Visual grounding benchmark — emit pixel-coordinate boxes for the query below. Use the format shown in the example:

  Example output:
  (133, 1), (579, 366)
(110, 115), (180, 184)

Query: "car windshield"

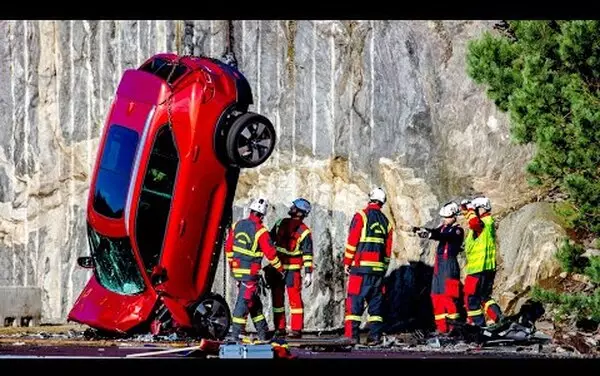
(87, 224), (146, 295)
(93, 125), (140, 219)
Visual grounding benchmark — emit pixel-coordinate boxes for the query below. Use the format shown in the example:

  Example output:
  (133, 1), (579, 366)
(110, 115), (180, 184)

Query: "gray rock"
(0, 20), (570, 329)
(496, 202), (564, 313)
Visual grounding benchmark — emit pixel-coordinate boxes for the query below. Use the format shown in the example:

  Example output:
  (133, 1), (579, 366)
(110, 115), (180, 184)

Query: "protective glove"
(344, 265), (350, 276)
(417, 229), (430, 238)
(303, 273), (312, 288)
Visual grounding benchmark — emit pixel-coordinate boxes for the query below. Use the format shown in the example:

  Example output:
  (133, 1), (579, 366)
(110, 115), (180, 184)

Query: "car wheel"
(190, 292), (231, 340)
(225, 112), (276, 168)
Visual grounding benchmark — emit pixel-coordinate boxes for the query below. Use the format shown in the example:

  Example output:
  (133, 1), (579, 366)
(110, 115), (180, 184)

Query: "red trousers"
(271, 270), (304, 331)
(431, 294), (461, 333)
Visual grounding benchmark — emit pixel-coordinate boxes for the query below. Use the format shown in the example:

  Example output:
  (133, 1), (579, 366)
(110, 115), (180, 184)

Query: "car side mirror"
(151, 265), (168, 286)
(77, 256), (94, 269)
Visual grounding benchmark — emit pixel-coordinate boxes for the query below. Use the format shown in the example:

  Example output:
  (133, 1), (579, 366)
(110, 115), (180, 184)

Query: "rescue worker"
(460, 196), (504, 327)
(225, 197), (284, 341)
(412, 202), (464, 334)
(269, 198), (314, 339)
(343, 187), (393, 345)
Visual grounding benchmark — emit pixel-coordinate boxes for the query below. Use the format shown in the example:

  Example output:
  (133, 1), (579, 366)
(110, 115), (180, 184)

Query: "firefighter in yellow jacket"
(460, 196), (503, 327)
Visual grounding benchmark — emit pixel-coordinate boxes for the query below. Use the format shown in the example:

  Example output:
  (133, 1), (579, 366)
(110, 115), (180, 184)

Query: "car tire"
(225, 112), (276, 168)
(190, 292), (231, 340)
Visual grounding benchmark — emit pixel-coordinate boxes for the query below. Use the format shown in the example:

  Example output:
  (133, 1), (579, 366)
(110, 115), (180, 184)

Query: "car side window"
(135, 125), (179, 274)
(93, 125), (140, 219)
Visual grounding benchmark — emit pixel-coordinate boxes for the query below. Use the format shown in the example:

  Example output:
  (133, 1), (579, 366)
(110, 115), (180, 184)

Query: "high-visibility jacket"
(270, 217), (314, 274)
(224, 213), (283, 281)
(464, 211), (496, 275)
(344, 203), (393, 275)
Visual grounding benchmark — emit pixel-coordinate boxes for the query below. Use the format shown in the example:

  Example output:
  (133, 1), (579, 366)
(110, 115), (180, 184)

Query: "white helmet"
(249, 197), (269, 216)
(472, 196), (492, 211)
(439, 201), (460, 218)
(369, 187), (386, 205)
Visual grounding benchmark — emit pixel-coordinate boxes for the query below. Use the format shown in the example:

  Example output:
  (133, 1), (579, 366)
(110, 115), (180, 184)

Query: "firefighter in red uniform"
(269, 198), (314, 339)
(225, 197), (284, 341)
(413, 202), (464, 334)
(343, 187), (393, 345)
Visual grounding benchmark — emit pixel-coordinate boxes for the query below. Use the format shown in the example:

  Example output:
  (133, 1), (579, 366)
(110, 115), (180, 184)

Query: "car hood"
(68, 277), (158, 333)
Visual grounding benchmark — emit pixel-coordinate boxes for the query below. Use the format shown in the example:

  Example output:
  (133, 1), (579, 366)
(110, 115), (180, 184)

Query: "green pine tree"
(466, 21), (600, 325)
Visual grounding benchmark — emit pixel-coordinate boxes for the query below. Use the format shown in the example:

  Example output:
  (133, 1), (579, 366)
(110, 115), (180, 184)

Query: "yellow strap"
(344, 251), (354, 259)
(345, 315), (362, 321)
(273, 307), (285, 313)
(345, 244), (356, 251)
(232, 316), (247, 324)
(367, 315), (383, 322)
(252, 314), (265, 323)
(271, 259), (282, 269)
(290, 308), (303, 314)
(302, 255), (313, 260)
(483, 299), (497, 312)
(295, 229), (311, 251)
(467, 309), (483, 317)
(435, 313), (447, 320)
(232, 268), (251, 275)
(284, 264), (301, 270)
(447, 313), (461, 319)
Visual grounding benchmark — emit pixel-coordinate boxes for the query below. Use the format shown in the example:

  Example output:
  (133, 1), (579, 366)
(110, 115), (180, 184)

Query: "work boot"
(274, 329), (287, 338)
(287, 330), (302, 339)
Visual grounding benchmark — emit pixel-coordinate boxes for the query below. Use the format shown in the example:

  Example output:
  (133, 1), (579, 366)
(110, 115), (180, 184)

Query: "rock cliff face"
(0, 20), (560, 329)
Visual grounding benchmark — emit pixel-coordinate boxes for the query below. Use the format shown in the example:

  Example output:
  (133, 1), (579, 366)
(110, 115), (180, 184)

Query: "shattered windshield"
(87, 224), (146, 295)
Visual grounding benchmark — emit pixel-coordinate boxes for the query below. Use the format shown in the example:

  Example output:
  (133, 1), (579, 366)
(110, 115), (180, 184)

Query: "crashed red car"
(67, 53), (276, 340)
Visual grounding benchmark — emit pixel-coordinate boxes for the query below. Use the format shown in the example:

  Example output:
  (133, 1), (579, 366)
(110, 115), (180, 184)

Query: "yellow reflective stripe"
(345, 315), (362, 321)
(271, 259), (282, 269)
(363, 237), (385, 244)
(345, 244), (356, 251)
(358, 210), (368, 241)
(226, 251), (233, 258)
(273, 307), (285, 313)
(251, 227), (267, 253)
(303, 262), (313, 267)
(232, 268), (251, 275)
(276, 246), (302, 256)
(367, 315), (383, 322)
(294, 229), (311, 251)
(233, 274), (243, 278)
(359, 261), (385, 268)
(447, 313), (461, 319)
(383, 257), (390, 263)
(435, 313), (447, 320)
(232, 316), (247, 324)
(483, 299), (497, 312)
(232, 246), (263, 257)
(302, 255), (313, 260)
(344, 251), (354, 259)
(252, 314), (265, 323)
(388, 222), (393, 232)
(467, 309), (483, 317)
(290, 308), (303, 314)
(284, 264), (301, 270)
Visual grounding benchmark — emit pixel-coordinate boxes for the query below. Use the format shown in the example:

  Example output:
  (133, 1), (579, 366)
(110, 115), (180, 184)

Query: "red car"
(67, 53), (276, 340)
